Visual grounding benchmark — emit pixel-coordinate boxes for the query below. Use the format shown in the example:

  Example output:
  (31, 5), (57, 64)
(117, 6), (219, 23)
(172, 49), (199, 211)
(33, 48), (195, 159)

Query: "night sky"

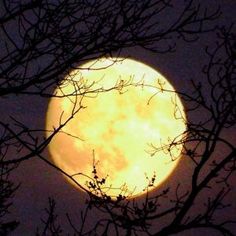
(1, 1), (236, 235)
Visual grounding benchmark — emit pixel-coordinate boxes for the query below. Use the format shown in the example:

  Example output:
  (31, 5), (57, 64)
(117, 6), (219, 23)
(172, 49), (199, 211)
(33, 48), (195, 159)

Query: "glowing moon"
(46, 58), (186, 198)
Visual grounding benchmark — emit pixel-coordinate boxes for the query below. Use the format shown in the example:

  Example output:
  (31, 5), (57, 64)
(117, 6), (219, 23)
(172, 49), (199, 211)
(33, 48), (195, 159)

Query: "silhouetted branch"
(0, 0), (220, 97)
(0, 163), (19, 235)
(58, 25), (236, 236)
(36, 198), (63, 236)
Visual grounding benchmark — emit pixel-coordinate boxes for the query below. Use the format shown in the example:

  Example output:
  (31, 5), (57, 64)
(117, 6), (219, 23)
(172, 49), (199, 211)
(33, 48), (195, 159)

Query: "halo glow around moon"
(46, 58), (186, 198)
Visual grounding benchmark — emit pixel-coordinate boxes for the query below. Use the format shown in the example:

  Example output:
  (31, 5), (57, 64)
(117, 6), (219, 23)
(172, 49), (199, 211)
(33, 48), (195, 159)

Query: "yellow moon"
(46, 58), (186, 198)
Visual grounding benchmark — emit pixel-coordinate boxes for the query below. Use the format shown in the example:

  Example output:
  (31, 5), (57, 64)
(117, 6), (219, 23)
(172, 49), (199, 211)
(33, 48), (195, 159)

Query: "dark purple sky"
(1, 1), (236, 235)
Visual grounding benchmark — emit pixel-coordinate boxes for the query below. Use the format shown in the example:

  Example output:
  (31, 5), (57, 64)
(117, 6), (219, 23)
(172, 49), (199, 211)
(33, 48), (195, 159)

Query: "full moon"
(46, 58), (186, 198)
